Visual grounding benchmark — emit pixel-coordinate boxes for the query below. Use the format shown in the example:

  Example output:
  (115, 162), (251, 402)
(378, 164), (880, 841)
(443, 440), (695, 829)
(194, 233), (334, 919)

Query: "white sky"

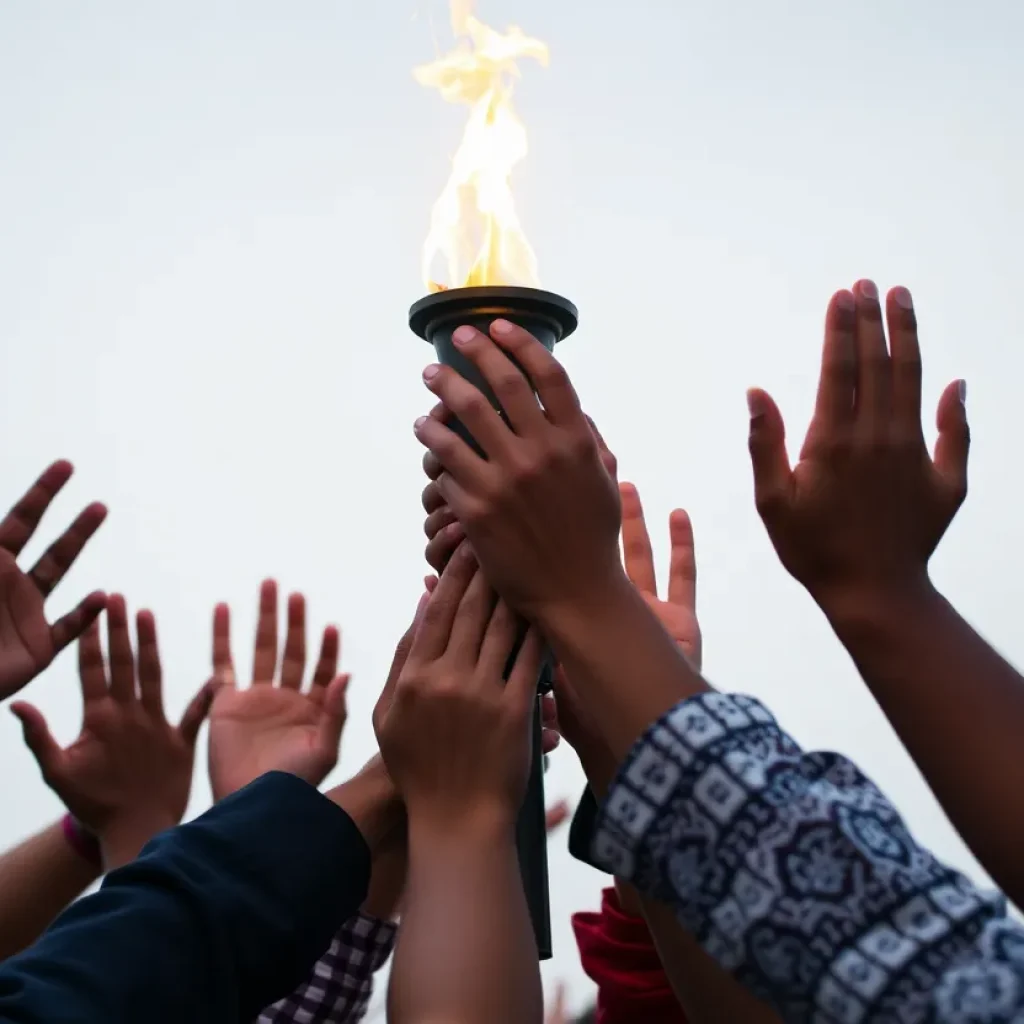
(1, 0), (1022, 1015)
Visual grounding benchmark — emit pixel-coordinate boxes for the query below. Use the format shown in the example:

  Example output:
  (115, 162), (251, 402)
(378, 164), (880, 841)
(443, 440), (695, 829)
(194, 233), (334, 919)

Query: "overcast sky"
(1, 0), (1022, 1014)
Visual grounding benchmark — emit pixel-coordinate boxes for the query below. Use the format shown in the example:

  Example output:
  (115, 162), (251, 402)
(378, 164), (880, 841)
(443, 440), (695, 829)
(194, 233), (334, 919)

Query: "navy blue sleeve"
(0, 771), (371, 1024)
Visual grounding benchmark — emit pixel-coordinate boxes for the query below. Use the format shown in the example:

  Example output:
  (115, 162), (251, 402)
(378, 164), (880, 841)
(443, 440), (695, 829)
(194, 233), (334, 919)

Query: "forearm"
(0, 820), (99, 960)
(542, 573), (710, 763)
(823, 579), (1024, 905)
(635, 893), (783, 1024)
(389, 818), (542, 1024)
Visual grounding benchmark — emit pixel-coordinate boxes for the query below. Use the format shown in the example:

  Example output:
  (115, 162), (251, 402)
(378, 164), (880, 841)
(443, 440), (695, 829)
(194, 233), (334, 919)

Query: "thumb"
(10, 703), (62, 777)
(746, 388), (792, 519)
(317, 673), (350, 754)
(933, 379), (969, 503)
(178, 681), (216, 747)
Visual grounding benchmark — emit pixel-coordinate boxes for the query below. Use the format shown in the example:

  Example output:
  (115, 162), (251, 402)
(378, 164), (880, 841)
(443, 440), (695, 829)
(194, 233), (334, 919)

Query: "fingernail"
(422, 364), (440, 381)
(746, 389), (765, 423)
(491, 318), (514, 335)
(836, 290), (856, 312)
(452, 326), (475, 347)
(414, 416), (428, 433)
(858, 280), (879, 301)
(893, 286), (914, 310)
(958, 379), (967, 406)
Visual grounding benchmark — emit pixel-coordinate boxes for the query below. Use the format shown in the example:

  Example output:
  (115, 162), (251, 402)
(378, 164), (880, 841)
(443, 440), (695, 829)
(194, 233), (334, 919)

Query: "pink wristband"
(62, 813), (102, 869)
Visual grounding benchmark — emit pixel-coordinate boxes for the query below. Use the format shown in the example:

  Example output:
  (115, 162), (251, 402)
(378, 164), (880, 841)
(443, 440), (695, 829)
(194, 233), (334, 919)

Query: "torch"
(410, 285), (578, 961)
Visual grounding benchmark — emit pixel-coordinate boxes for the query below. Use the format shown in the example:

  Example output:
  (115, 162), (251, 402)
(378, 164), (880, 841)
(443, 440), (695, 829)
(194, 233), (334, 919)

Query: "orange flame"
(415, 0), (548, 292)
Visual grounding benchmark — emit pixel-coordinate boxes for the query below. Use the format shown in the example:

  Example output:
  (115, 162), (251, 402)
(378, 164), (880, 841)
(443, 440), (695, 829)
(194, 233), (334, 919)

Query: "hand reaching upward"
(11, 595), (212, 868)
(0, 460), (107, 701)
(207, 580), (349, 800)
(747, 282), (969, 608)
(619, 482), (702, 669)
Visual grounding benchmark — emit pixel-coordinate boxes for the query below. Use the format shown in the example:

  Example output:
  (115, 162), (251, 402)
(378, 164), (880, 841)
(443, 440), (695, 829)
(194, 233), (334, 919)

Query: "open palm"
(0, 461), (107, 700)
(207, 580), (349, 800)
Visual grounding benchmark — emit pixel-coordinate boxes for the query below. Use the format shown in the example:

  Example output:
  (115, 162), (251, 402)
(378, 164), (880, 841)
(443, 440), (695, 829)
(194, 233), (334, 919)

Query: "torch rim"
(408, 286), (578, 343)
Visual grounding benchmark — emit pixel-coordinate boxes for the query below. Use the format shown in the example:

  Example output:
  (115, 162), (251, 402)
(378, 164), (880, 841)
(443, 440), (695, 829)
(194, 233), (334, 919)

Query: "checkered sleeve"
(592, 692), (1024, 1023)
(257, 911), (397, 1024)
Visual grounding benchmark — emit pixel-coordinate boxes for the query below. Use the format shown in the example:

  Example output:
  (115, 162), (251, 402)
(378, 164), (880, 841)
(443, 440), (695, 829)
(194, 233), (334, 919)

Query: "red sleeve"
(571, 887), (688, 1024)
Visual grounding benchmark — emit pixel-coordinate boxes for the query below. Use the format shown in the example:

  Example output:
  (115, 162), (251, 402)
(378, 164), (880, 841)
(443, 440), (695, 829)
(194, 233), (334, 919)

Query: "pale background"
(1, 0), (1022, 1016)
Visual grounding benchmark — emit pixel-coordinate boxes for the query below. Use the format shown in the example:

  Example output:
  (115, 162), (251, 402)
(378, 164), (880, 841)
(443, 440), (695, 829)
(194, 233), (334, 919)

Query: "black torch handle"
(517, 691), (553, 960)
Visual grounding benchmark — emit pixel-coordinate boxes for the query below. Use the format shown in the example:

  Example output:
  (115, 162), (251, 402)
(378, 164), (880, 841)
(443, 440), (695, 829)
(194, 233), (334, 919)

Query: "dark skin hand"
(12, 596), (213, 869)
(745, 281), (1024, 907)
(413, 322), (708, 763)
(0, 460), (106, 701)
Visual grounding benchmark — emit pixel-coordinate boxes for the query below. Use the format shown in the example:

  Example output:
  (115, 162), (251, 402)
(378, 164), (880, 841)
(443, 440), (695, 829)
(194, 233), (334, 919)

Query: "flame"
(415, 1), (548, 292)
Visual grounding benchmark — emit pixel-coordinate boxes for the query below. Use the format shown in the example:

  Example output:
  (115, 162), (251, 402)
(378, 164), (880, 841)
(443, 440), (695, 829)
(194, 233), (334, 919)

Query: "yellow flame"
(415, 1), (548, 292)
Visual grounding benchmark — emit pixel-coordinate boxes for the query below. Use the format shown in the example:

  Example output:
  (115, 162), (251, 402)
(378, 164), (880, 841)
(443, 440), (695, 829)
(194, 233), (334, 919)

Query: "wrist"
(327, 765), (403, 854)
(408, 802), (516, 853)
(62, 813), (103, 870)
(536, 566), (636, 648)
(98, 813), (177, 871)
(815, 573), (940, 639)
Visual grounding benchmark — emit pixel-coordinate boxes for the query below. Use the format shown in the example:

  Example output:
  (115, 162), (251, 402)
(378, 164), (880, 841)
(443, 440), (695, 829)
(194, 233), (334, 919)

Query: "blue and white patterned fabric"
(592, 692), (1024, 1023)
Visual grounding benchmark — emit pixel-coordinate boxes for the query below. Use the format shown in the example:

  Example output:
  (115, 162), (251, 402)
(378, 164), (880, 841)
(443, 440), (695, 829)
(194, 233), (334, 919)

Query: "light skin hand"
(377, 547), (544, 1024)
(207, 580), (349, 801)
(11, 595), (213, 869)
(0, 460), (107, 701)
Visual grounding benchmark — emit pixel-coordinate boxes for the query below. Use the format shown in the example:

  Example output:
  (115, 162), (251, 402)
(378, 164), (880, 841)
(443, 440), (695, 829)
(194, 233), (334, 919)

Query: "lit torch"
(409, 0), (576, 962)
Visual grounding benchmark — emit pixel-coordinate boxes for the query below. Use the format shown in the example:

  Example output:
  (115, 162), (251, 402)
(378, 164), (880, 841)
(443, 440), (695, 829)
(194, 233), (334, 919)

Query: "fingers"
(279, 593), (307, 690)
(447, 564), (496, 667)
(421, 477), (446, 514)
(746, 388), (792, 520)
(309, 625), (341, 697)
(179, 680), (216, 747)
(51, 590), (106, 658)
(852, 279), (892, 427)
(27, 502), (107, 598)
(489, 319), (583, 426)
(413, 396), (495, 488)
(506, 625), (544, 714)
(933, 379), (970, 504)
(811, 290), (857, 431)
(423, 450), (444, 482)
(211, 603), (236, 688)
(252, 579), (278, 684)
(106, 595), (136, 703)
(316, 673), (350, 755)
(886, 286), (924, 434)
(77, 618), (107, 701)
(425, 520), (465, 573)
(541, 728), (560, 754)
(136, 610), (164, 716)
(375, 587), (433, 728)
(410, 544), (477, 662)
(0, 460), (74, 556)
(544, 799), (571, 833)
(424, 504), (457, 541)
(421, 361), (513, 460)
(667, 509), (697, 610)
(10, 703), (62, 777)
(450, 324), (548, 435)
(477, 598), (518, 681)
(619, 483), (657, 596)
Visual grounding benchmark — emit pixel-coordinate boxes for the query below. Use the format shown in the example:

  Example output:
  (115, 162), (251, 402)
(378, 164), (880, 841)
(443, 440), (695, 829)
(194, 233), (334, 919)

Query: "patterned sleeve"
(591, 691), (1024, 1023)
(257, 911), (397, 1024)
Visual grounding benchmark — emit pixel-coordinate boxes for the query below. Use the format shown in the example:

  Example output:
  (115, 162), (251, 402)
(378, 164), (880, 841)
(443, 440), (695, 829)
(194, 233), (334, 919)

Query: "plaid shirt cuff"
(257, 911), (397, 1024)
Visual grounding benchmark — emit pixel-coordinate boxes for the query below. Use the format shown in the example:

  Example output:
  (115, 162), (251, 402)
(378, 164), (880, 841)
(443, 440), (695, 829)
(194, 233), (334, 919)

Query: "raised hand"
(207, 580), (349, 800)
(620, 482), (702, 669)
(413, 322), (623, 621)
(374, 544), (542, 831)
(11, 595), (212, 868)
(0, 460), (106, 701)
(747, 281), (969, 609)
